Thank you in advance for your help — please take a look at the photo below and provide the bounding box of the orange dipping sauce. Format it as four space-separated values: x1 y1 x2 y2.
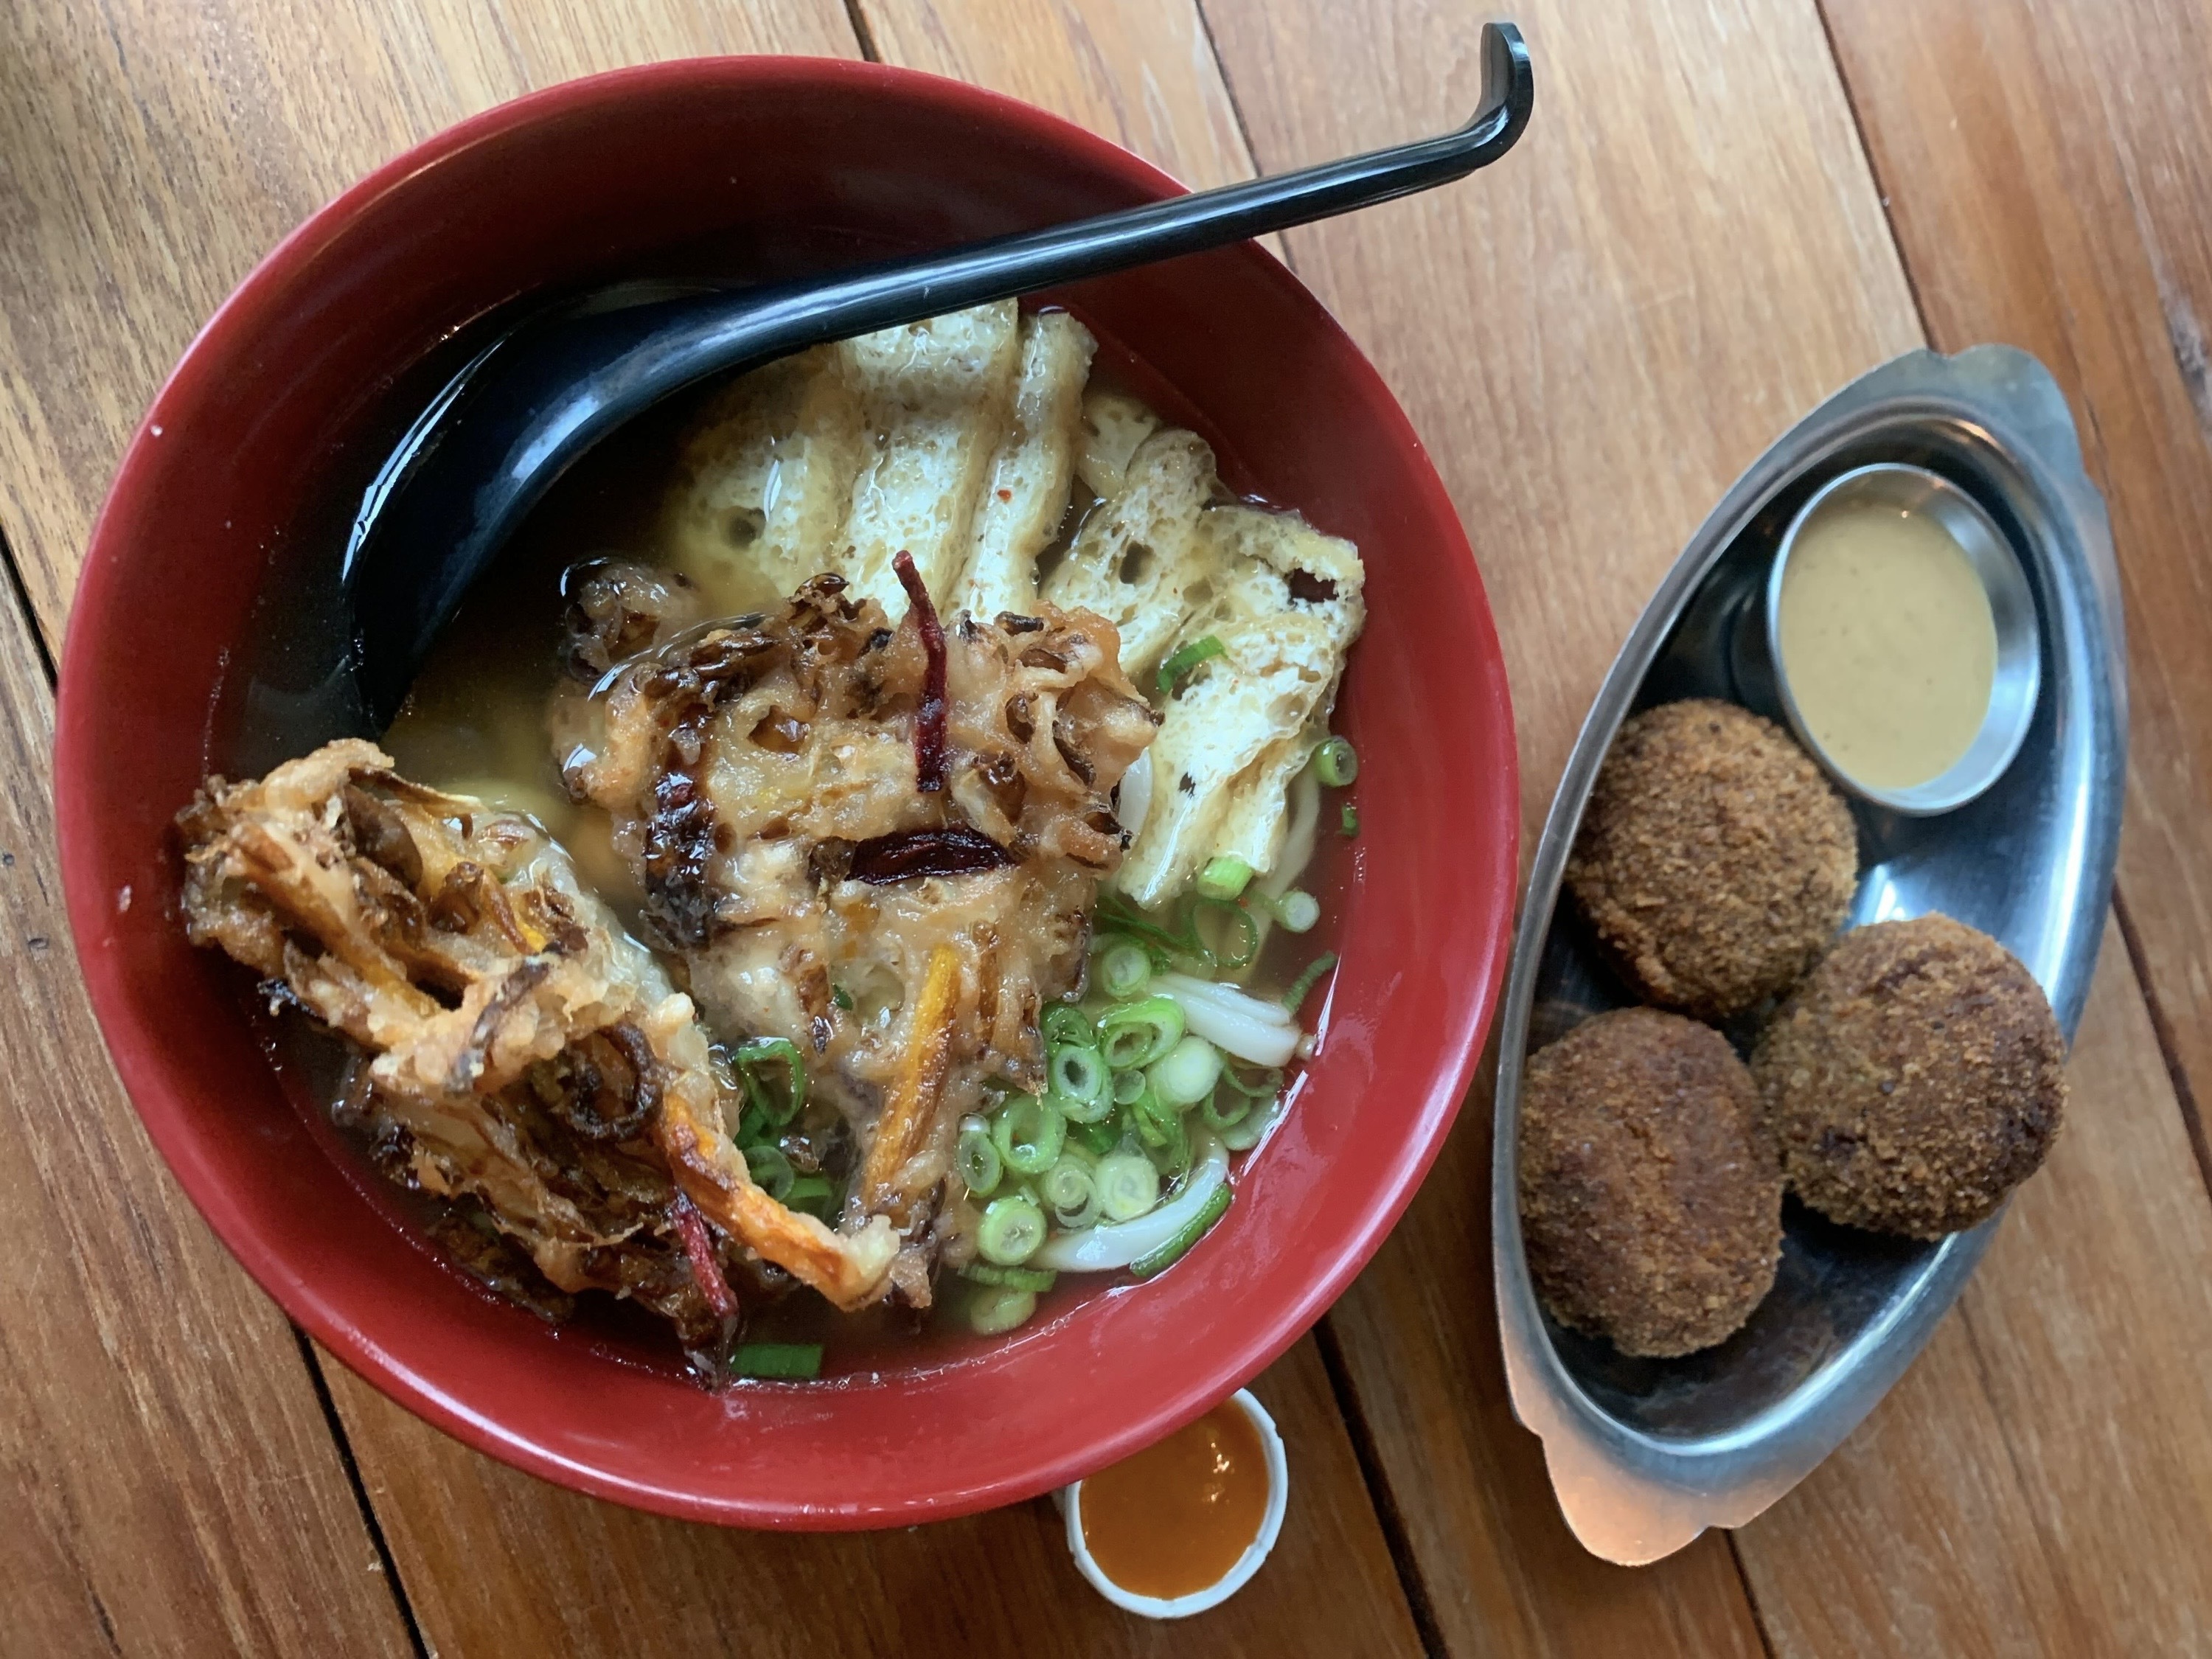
1078 1402 1271 1600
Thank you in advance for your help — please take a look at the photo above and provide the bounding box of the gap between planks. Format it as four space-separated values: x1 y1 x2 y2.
293 1328 433 1659
1809 0 2212 1233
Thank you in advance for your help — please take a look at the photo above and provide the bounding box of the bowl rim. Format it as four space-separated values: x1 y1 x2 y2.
55 53 1520 1526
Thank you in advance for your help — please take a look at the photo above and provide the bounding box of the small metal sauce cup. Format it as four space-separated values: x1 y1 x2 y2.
1765 461 2041 815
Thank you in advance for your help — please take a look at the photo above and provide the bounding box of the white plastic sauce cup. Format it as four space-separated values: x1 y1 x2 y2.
1055 1388 1290 1619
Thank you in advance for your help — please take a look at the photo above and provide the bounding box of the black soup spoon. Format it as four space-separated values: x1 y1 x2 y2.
344 19 1533 726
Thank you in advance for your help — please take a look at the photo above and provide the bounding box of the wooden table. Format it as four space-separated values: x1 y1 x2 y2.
7 2 2212 1653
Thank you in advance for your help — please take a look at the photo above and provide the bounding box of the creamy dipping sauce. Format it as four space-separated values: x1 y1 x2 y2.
1777 501 1997 790
1078 1402 1270 1599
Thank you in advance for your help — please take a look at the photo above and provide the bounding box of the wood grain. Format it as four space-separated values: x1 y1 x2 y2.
1199 1 1915 1649
1818 0 2212 1217
0 4 1430 1655
12 0 2212 1652
1739 925 2212 1656
323 1338 1421 1659
0 560 411 1649
856 0 1256 196
0 0 856 652
854 6 1778 1649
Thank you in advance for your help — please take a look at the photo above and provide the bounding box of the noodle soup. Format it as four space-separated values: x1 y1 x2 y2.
190 300 1362 1383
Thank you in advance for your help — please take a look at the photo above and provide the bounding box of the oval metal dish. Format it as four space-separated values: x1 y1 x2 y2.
1492 346 2126 1565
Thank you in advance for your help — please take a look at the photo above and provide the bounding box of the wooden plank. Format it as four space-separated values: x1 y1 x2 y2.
1724 4 2212 1649
1197 1 1916 1650
324 1338 1422 1659
1816 0 2212 1210
0 0 856 653
1738 925 2212 1655
855 0 1257 195
0 595 412 1648
0 1 1427 1652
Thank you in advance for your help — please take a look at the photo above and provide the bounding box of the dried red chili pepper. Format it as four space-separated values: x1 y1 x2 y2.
848 825 1018 884
670 1191 738 1321
894 549 948 793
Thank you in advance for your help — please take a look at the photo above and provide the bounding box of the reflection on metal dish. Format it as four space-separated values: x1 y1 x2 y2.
1492 346 2126 1565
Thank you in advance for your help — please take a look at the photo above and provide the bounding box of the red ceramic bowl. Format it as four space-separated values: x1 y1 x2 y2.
55 58 1517 1527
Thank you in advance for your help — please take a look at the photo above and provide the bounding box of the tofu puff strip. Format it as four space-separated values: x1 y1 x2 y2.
559 576 1158 1299
177 741 898 1317
664 305 1032 616
657 301 1366 905
965 313 1098 617
1116 508 1366 908
1040 425 1220 683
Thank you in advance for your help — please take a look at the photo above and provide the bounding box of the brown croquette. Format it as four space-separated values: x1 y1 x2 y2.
1518 1006 1784 1358
1752 914 2065 1239
1565 699 1858 1020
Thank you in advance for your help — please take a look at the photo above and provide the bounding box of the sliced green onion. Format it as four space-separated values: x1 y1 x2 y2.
1096 1151 1161 1222
1112 1067 1148 1106
1192 897 1259 970
734 1100 773 1151
1037 1138 1227 1271
1042 1155 1102 1230
1131 1183 1233 1279
1041 1002 1096 1048
1313 735 1359 787
1201 1087 1254 1132
992 1096 1065 1178
1048 1043 1112 1121
1127 1082 1175 1147
1095 888 1215 974
978 1193 1048 1265
733 1035 807 1125
1071 1116 1121 1158
1272 889 1321 933
784 1172 838 1220
1282 951 1340 1014
1197 855 1254 902
968 1285 1037 1335
731 1342 823 1380
1149 1033 1225 1109
744 1142 796 1199
963 1265 1056 1297
830 983 854 1011
956 1116 1003 1198
1340 801 1360 838
1222 1093 1283 1152
1157 634 1226 698
1143 1110 1193 1180
1096 939 1152 1001
1096 995 1186 1070
1220 1062 1286 1098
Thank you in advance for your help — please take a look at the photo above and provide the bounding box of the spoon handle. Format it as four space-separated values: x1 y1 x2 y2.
689 21 1532 354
